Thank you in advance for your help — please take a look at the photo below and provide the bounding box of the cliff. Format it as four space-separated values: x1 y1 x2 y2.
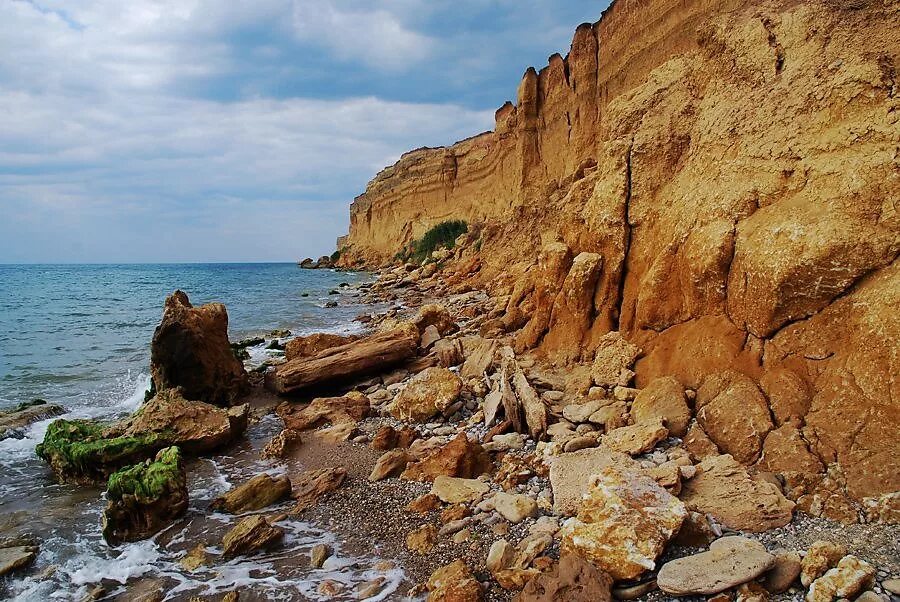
338 0 900 516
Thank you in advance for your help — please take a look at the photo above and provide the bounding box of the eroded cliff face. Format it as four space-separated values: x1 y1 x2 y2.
339 0 900 513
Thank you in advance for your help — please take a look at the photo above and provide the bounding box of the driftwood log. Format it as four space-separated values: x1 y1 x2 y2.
270 325 419 395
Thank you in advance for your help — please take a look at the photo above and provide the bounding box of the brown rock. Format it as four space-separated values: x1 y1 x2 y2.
758 424 825 475
433 338 464 368
0 401 65 441
121 388 249 454
426 560 483 602
407 493 441 514
222 515 284 559
511 369 548 440
549 446 640 516
801 541 848 587
761 550 802 594
657 536 776 595
211 473 291 513
406 524 438 554
631 376 691 437
389 367 462 422
260 428 302 460
0 544 37 577
413 304 457 337
150 290 248 405
560 466 687 581
542 252 604 363
289 467 346 514
515 553 613 602
602 419 668 456
179 543 208 572
461 337 499 380
310 543 331 568
277 393 369 432
684 421 720 461
284 333 358 362
758 367 811 427
401 433 492 482
679 455 794 532
420 324 442 349
591 332 641 388
807 555 875 602
270 324 419 394
514 243 574 352
431 476 489 504
696 371 773 464
368 450 411 481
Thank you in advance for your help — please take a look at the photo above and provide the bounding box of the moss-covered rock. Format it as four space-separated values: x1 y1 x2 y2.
102 446 188 545
35 419 166 485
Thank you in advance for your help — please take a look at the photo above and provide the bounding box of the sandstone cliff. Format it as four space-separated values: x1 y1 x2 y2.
338 0 899 514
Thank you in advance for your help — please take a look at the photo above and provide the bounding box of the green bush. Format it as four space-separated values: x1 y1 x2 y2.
402 220 468 264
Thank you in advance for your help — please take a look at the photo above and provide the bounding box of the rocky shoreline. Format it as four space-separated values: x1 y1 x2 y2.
5 250 899 602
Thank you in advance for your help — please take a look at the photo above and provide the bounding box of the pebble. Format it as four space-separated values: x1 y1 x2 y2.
883 580 900 595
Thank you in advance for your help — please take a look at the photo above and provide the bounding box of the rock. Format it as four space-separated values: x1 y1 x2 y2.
270 324 419 394
487 539 517 573
277 393 370 432
121 388 249 454
369 450 411 481
310 543 332 568
492 492 539 523
407 524 438 554
587 402 628 427
801 541 848 587
855 592 887 602
260 429 302 460
284 333 358 362
413 304 457 337
758 423 825 475
807 556 876 602
560 466 687 581
511 369 548 440
407 493 442 514
883 580 900 596
0 399 65 440
695 371 773 464
370 425 417 451
402 433 492 482
761 550 802 594
431 476 490 504
426 560 483 602
591 332 641 388
514 553 613 602
434 338 464 368
684 421 720 461
564 435 598 453
602 419 668 455
657 536 776 595
389 367 462 422
150 290 248 405
630 377 691 437
758 368 811 427
461 338 499 380
549 446 640 515
562 400 605 424
484 432 526 453
290 467 347 514
101 447 188 545
542 252 605 363
611 581 658 600
211 473 292 513
179 543 207 572
222 515 284 559
736 581 770 602
679 454 794 532
420 325 442 349
0 544 38 577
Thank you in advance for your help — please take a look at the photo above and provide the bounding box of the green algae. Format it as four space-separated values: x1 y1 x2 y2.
107 446 183 503
36 418 167 482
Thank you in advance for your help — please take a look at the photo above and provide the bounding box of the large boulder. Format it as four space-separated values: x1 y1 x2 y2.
591 332 641 388
121 388 249 454
695 371 773 464
101 447 189 545
389 367 462 422
679 454 794 532
657 536 776 595
560 466 687 581
150 290 248 406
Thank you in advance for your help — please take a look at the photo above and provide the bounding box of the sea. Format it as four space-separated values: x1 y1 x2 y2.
0 264 405 601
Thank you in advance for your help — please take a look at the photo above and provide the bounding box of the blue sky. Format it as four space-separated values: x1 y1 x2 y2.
1 0 606 263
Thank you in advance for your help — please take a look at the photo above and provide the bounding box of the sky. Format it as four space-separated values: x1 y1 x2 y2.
1 0 606 263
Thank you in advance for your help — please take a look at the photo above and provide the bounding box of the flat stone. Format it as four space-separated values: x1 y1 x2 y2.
211 473 292 513
883 579 900 595
222 515 284 559
564 435 598 453
602 419 668 456
426 560 483 602
657 536 776 595
492 492 538 523
431 476 489 504
406 524 438 554
560 466 687 581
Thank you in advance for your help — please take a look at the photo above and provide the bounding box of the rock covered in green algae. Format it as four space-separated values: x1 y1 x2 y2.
36 419 167 485
102 446 188 545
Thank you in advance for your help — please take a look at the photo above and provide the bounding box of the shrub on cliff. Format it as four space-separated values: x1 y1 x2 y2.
399 220 468 263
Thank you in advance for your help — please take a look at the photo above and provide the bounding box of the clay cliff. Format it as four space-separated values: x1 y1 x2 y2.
337 0 899 518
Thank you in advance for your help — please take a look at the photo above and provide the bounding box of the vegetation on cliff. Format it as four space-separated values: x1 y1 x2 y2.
397 220 468 263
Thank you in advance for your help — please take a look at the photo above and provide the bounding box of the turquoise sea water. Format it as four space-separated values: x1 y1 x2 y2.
0 264 407 601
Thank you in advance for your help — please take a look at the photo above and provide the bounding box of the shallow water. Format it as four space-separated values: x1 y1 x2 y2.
0 264 405 600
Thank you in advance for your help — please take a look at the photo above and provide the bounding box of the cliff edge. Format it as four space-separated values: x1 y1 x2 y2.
338 0 900 519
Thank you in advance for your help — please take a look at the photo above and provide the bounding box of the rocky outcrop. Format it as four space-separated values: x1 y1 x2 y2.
0 400 64 440
101 447 188 545
337 0 900 510
150 290 248 406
